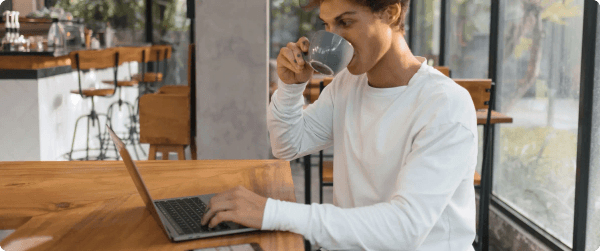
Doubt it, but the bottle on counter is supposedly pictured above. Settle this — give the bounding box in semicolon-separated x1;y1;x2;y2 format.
14;11;20;39
1;11;11;50
7;11;16;51
78;18;85;47
47;18;64;48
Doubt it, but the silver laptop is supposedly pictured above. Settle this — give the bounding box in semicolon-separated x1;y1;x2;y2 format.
106;125;259;242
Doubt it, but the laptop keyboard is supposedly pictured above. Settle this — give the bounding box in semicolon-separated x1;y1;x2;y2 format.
155;197;231;235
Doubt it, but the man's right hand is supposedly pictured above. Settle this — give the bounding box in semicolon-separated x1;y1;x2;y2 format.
277;37;313;85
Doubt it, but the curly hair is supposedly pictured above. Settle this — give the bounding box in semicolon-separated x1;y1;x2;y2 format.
302;0;410;33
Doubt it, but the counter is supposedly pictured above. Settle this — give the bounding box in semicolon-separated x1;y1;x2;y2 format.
0;48;145;161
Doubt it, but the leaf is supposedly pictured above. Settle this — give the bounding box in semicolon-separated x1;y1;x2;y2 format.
514;37;532;59
541;0;582;25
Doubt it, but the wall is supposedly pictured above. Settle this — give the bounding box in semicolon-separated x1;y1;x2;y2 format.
12;0;36;14
194;0;270;159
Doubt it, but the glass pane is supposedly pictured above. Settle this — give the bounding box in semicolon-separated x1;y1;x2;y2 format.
446;0;490;78
152;0;191;87
56;0;146;43
270;0;322;59
587;6;600;251
269;0;322;98
494;0;584;246
404;5;410;42
412;0;441;65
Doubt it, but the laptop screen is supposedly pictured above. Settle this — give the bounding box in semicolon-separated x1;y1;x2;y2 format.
106;125;163;224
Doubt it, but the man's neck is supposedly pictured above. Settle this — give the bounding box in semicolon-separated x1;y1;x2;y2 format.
366;36;423;89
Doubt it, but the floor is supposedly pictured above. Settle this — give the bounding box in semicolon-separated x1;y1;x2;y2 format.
0;148;335;251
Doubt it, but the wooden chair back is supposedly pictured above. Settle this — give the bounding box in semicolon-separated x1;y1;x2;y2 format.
139;94;191;146
148;44;172;62
117;46;151;63
69;48;121;70
434;66;451;77
453;79;492;110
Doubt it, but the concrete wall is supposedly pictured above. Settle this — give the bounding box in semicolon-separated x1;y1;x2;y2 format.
12;0;36;14
194;0;270;159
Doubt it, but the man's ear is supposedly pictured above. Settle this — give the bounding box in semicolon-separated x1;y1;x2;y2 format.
380;3;402;27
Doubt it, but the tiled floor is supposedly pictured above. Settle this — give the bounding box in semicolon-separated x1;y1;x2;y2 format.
0;149;335;250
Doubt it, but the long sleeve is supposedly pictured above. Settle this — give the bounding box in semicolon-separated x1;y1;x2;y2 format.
267;77;335;160
261;122;477;250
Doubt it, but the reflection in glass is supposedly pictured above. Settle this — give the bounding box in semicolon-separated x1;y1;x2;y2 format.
494;0;584;246
412;0;441;65
446;0;490;78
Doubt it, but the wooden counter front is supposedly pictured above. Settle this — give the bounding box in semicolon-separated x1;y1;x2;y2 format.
0;55;72;70
0;160;304;250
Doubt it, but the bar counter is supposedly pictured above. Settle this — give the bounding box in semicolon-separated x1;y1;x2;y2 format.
0;46;145;161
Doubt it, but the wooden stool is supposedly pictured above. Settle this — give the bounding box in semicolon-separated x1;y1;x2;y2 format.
139;89;191;160
148;145;186;160
139;44;197;160
67;48;120;161
101;46;152;160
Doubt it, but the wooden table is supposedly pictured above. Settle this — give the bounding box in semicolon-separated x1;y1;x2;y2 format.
0;160;304;250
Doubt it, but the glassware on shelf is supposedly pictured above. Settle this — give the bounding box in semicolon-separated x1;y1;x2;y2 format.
47;18;65;48
1;11;11;51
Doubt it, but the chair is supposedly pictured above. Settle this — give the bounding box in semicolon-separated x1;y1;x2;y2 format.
101;46;151;160
67;48;120;161
452;79;495;251
139;44;197;160
132;44;172;95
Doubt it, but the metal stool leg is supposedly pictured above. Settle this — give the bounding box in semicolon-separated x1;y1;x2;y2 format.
69;114;87;161
121;100;141;160
93;112;105;160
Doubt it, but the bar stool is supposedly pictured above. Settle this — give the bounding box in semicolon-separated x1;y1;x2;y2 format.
132;44;172;96
138;44;197;160
67;48;120;161
101;46;151;160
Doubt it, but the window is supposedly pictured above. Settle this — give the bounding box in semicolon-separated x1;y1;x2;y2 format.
446;0;490;79
494;0;584;246
270;0;322;59
269;0;322;98
411;0;441;65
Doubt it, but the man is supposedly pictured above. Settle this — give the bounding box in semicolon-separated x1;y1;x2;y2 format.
201;0;478;250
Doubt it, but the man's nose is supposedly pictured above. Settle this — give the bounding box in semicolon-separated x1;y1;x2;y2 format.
325;28;347;41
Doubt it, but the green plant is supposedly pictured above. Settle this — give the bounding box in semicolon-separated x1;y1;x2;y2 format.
55;0;188;31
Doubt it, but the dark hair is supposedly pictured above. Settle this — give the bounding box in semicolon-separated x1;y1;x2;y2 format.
302;0;410;33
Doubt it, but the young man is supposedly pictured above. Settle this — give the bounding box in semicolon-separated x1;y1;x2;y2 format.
201;0;478;250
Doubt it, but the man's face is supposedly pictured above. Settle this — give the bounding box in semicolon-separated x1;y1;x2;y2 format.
319;0;395;75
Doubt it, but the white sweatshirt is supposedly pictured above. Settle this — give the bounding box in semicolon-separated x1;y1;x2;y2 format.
264;57;477;251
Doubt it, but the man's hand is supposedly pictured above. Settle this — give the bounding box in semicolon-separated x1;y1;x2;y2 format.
277;37;313;84
200;185;268;229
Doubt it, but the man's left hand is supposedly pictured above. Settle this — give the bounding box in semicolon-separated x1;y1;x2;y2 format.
200;185;268;229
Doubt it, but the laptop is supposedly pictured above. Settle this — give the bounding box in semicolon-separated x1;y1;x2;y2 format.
106;125;259;242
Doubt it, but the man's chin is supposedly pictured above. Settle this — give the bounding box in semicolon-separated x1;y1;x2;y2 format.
346;65;363;76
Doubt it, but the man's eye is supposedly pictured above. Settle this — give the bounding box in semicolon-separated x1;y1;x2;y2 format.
339;20;351;27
